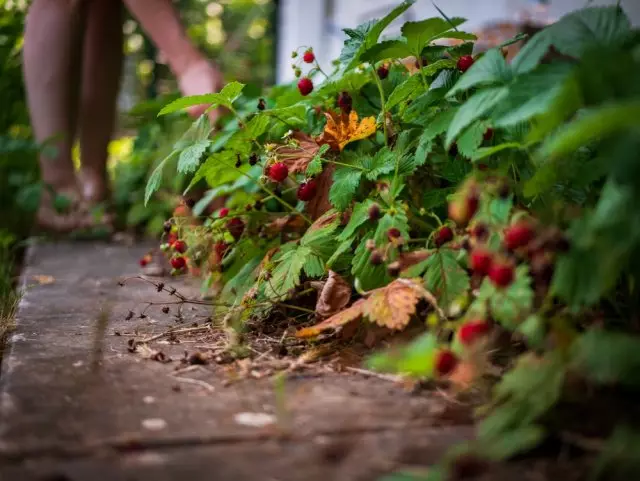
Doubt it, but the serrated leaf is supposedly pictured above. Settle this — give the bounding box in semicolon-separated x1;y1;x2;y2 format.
539;6;631;59
337;200;374;241
538;101;640;161
420;58;457;77
144;152;176;205
424;249;470;307
360;39;413;65
446;87;508;146
363;147;396;180
471;142;521;162
329;167;362;211
447;49;511;97
456;121;488;159
511;33;552;75
339;0;416;70
177;140;210;174
401;17;467;56
492;63;573;128
265;245;311;300
386;74;424;111
571;329;640;387
159;81;245;116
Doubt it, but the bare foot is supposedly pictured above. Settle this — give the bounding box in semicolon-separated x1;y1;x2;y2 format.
78;167;110;204
177;60;224;125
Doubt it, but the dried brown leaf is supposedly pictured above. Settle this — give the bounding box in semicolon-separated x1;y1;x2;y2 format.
317;110;377;152
296;278;444;338
277;131;320;174
315;271;352;319
305;163;334;220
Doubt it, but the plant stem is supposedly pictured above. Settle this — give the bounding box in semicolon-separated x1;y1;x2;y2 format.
223;159;312;224
324;159;367;171
371;66;389;146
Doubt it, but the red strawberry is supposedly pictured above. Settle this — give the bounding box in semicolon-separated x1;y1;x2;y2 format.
435;350;459;376
457;55;474;72
483;128;494;141
435;226;454;247
377;64;389;79
297;179;318;201
139;254;151;267
337;91;352;114
171;256;186;270
489;260;514;288
226;217;245;241
470;248;493;276
458;320;491;346
302;50;315;63
268;162;289;182
173;240;187;253
218;207;229;218
504;223;535;251
167;232;178;246
297;77;313;96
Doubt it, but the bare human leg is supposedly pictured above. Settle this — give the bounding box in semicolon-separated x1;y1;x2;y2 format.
78;0;124;206
23;0;91;232
122;0;223;124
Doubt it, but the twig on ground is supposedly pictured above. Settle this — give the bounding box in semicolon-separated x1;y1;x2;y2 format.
345;366;404;383
137;325;212;344
172;376;216;393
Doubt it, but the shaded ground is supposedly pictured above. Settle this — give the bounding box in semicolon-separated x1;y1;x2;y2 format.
0;241;591;480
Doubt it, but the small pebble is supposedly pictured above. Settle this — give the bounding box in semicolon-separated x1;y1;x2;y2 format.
141;418;167;431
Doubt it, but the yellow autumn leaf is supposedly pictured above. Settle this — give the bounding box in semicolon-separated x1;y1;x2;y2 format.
319;110;376;152
296;278;443;338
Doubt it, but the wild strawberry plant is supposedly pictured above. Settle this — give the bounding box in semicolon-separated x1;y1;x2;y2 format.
146;1;640;476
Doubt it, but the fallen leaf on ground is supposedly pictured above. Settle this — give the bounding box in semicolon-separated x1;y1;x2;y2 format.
297;278;444;338
315;271;352;319
318;110;376;152
275;131;321;174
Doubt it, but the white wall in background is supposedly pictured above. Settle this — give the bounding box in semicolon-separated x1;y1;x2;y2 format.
276;0;640;84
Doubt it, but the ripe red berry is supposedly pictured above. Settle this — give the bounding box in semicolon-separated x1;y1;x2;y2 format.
458;320;491;346
297;77;314;96
139;255;151;267
470;248;493;276
377;64;389;79
457;55;474;72
504;223;535;251
483;128;494;141
387;228;402;240
167;232;178;246
171;256;186;270
303;50;315;63
435;226;454;247
489;260;515;288
173;240;187;253
226;217;245;241
268;162;289;182
296;179;318;201
218;207;229;218
435;349;459;376
337;91;352;114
